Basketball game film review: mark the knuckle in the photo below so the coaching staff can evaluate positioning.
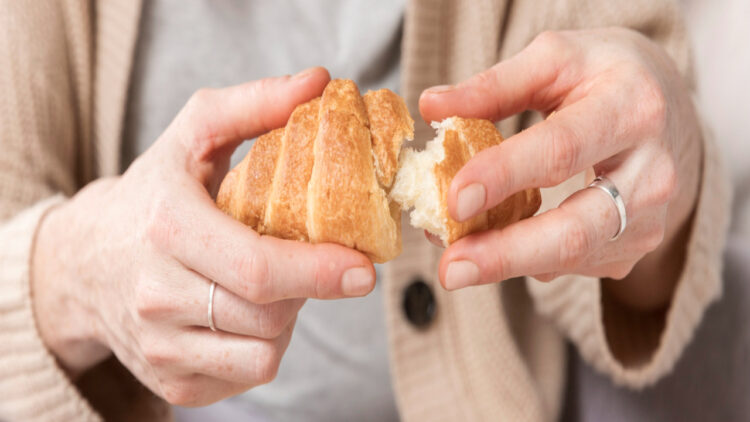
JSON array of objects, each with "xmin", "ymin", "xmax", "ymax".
[
  {"xmin": 608, "ymin": 262, "xmax": 635, "ymax": 280},
  {"xmin": 256, "ymin": 303, "xmax": 288, "ymax": 339},
  {"xmin": 253, "ymin": 77, "xmax": 276, "ymax": 95},
  {"xmin": 472, "ymin": 69, "xmax": 499, "ymax": 91},
  {"xmin": 487, "ymin": 243, "xmax": 509, "ymax": 282},
  {"xmin": 651, "ymin": 159, "xmax": 678, "ymax": 204},
  {"xmin": 313, "ymin": 254, "xmax": 327, "ymax": 299},
  {"xmin": 559, "ymin": 216, "xmax": 594, "ymax": 270},
  {"xmin": 527, "ymin": 30, "xmax": 579, "ymax": 76},
  {"xmin": 546, "ymin": 125, "xmax": 580, "ymax": 185},
  {"xmin": 533, "ymin": 273, "xmax": 556, "ymax": 283},
  {"xmin": 162, "ymin": 378, "xmax": 199, "ymax": 407},
  {"xmin": 532, "ymin": 30, "xmax": 569, "ymax": 54},
  {"xmin": 186, "ymin": 88, "xmax": 215, "ymax": 115},
  {"xmin": 642, "ymin": 226, "xmax": 666, "ymax": 253},
  {"xmin": 253, "ymin": 344, "xmax": 281, "ymax": 385},
  {"xmin": 134, "ymin": 281, "xmax": 169, "ymax": 321},
  {"xmin": 634, "ymin": 68, "xmax": 668, "ymax": 134},
  {"xmin": 309, "ymin": 244, "xmax": 345, "ymax": 299},
  {"xmin": 236, "ymin": 251, "xmax": 272, "ymax": 304},
  {"xmin": 141, "ymin": 337, "xmax": 175, "ymax": 368},
  {"xmin": 143, "ymin": 193, "xmax": 178, "ymax": 252},
  {"xmin": 488, "ymin": 153, "xmax": 514, "ymax": 201},
  {"xmin": 182, "ymin": 88, "xmax": 223, "ymax": 157}
]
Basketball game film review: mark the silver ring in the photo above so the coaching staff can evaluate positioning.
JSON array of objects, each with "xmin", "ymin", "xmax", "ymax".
[
  {"xmin": 587, "ymin": 175, "xmax": 627, "ymax": 241},
  {"xmin": 208, "ymin": 281, "xmax": 218, "ymax": 332}
]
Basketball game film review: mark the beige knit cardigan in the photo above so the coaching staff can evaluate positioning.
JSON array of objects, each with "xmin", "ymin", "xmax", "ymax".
[{"xmin": 0, "ymin": 1, "xmax": 730, "ymax": 421}]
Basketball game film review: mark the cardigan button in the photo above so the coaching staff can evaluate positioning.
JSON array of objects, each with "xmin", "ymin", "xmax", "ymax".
[{"xmin": 402, "ymin": 277, "xmax": 436, "ymax": 328}]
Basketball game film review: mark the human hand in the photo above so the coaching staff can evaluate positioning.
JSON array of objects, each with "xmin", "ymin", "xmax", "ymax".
[
  {"xmin": 419, "ymin": 28, "xmax": 702, "ymax": 310},
  {"xmin": 31, "ymin": 67, "xmax": 376, "ymax": 406}
]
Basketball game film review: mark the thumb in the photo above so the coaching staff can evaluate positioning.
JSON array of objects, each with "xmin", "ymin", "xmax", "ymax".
[
  {"xmin": 418, "ymin": 32, "xmax": 578, "ymax": 123},
  {"xmin": 170, "ymin": 67, "xmax": 331, "ymax": 185}
]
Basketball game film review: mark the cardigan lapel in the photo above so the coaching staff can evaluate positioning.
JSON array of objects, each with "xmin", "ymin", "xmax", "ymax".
[
  {"xmin": 93, "ymin": 0, "xmax": 143, "ymax": 176},
  {"xmin": 386, "ymin": 1, "xmax": 546, "ymax": 420}
]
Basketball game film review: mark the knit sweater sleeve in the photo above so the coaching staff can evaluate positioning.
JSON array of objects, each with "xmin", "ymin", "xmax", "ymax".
[
  {"xmin": 526, "ymin": 126, "xmax": 730, "ymax": 388},
  {"xmin": 510, "ymin": 0, "xmax": 732, "ymax": 388},
  {"xmin": 0, "ymin": 197, "xmax": 102, "ymax": 421},
  {"xmin": 0, "ymin": 2, "xmax": 101, "ymax": 420}
]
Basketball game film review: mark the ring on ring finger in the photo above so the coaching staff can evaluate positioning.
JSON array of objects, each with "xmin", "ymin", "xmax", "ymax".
[{"xmin": 586, "ymin": 175, "xmax": 627, "ymax": 241}]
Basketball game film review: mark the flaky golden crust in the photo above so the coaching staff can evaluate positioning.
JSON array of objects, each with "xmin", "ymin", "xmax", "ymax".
[
  {"xmin": 319, "ymin": 79, "xmax": 369, "ymax": 127},
  {"xmin": 217, "ymin": 128, "xmax": 283, "ymax": 230},
  {"xmin": 262, "ymin": 98, "xmax": 320, "ymax": 241},
  {"xmin": 307, "ymin": 110, "xmax": 401, "ymax": 262},
  {"xmin": 453, "ymin": 117, "xmax": 502, "ymax": 153},
  {"xmin": 217, "ymin": 86, "xmax": 537, "ymax": 260},
  {"xmin": 435, "ymin": 128, "xmax": 488, "ymax": 243},
  {"xmin": 486, "ymin": 188, "xmax": 542, "ymax": 231},
  {"xmin": 435, "ymin": 117, "xmax": 541, "ymax": 244},
  {"xmin": 363, "ymin": 89, "xmax": 414, "ymax": 189},
  {"xmin": 217, "ymin": 79, "xmax": 409, "ymax": 262},
  {"xmin": 307, "ymin": 80, "xmax": 402, "ymax": 262}
]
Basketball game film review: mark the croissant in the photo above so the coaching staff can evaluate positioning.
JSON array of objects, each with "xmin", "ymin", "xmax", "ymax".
[
  {"xmin": 389, "ymin": 117, "xmax": 541, "ymax": 246},
  {"xmin": 217, "ymin": 79, "xmax": 414, "ymax": 263},
  {"xmin": 217, "ymin": 79, "xmax": 541, "ymax": 262}
]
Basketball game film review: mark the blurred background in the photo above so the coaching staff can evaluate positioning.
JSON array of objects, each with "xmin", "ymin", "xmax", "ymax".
[{"xmin": 685, "ymin": 0, "xmax": 750, "ymax": 234}]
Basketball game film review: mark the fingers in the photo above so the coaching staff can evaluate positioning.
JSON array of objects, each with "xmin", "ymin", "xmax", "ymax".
[
  {"xmin": 447, "ymin": 95, "xmax": 629, "ymax": 222},
  {"xmin": 159, "ymin": 374, "xmax": 249, "ymax": 407},
  {"xmin": 583, "ymin": 207, "xmax": 666, "ymax": 265},
  {"xmin": 208, "ymin": 288, "xmax": 304, "ymax": 338},
  {"xmin": 183, "ymin": 273, "xmax": 305, "ymax": 338},
  {"xmin": 170, "ymin": 67, "xmax": 331, "ymax": 183},
  {"xmin": 154, "ymin": 326, "xmax": 294, "ymax": 401},
  {"xmin": 146, "ymin": 194, "xmax": 376, "ymax": 304},
  {"xmin": 419, "ymin": 31, "xmax": 581, "ymax": 123},
  {"xmin": 439, "ymin": 185, "xmax": 621, "ymax": 289},
  {"xmin": 183, "ymin": 325, "xmax": 294, "ymax": 385},
  {"xmin": 135, "ymin": 258, "xmax": 305, "ymax": 338}
]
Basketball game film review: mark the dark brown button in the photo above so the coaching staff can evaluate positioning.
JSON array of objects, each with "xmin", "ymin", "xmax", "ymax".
[{"xmin": 402, "ymin": 277, "xmax": 436, "ymax": 328}]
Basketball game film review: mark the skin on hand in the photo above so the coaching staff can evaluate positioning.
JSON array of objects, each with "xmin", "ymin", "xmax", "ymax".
[
  {"xmin": 31, "ymin": 67, "xmax": 378, "ymax": 407},
  {"xmin": 419, "ymin": 28, "xmax": 702, "ymax": 312}
]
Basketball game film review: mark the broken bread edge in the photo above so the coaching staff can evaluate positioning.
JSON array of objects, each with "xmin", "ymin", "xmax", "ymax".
[{"xmin": 390, "ymin": 117, "xmax": 541, "ymax": 246}]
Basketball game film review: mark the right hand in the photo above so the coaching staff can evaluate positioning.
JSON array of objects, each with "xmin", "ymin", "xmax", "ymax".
[{"xmin": 31, "ymin": 67, "xmax": 376, "ymax": 407}]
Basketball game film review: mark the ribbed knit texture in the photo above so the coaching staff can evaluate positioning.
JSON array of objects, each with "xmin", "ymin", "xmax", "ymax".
[
  {"xmin": 392, "ymin": 0, "xmax": 727, "ymax": 420},
  {"xmin": 0, "ymin": 196, "xmax": 99, "ymax": 422},
  {"xmin": 526, "ymin": 119, "xmax": 731, "ymax": 388},
  {"xmin": 0, "ymin": 0, "xmax": 729, "ymax": 421},
  {"xmin": 94, "ymin": 0, "xmax": 143, "ymax": 176}
]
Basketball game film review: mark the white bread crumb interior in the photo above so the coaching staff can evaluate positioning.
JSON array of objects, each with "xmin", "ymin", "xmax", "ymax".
[{"xmin": 390, "ymin": 118, "xmax": 455, "ymax": 244}]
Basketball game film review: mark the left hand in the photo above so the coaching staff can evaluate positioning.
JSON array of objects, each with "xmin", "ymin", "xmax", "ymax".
[{"xmin": 419, "ymin": 28, "xmax": 702, "ymax": 310}]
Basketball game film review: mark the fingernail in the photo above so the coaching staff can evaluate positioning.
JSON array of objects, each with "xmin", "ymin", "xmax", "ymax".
[
  {"xmin": 292, "ymin": 67, "xmax": 317, "ymax": 80},
  {"xmin": 341, "ymin": 267, "xmax": 375, "ymax": 296},
  {"xmin": 456, "ymin": 183, "xmax": 486, "ymax": 221},
  {"xmin": 426, "ymin": 84, "xmax": 455, "ymax": 94},
  {"xmin": 444, "ymin": 260, "xmax": 480, "ymax": 290}
]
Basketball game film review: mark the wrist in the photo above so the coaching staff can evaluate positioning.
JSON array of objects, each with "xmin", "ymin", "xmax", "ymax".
[{"xmin": 31, "ymin": 198, "xmax": 111, "ymax": 378}]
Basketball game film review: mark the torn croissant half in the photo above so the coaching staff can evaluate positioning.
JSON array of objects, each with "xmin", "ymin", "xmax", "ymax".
[
  {"xmin": 389, "ymin": 117, "xmax": 541, "ymax": 246},
  {"xmin": 216, "ymin": 79, "xmax": 540, "ymax": 262}
]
